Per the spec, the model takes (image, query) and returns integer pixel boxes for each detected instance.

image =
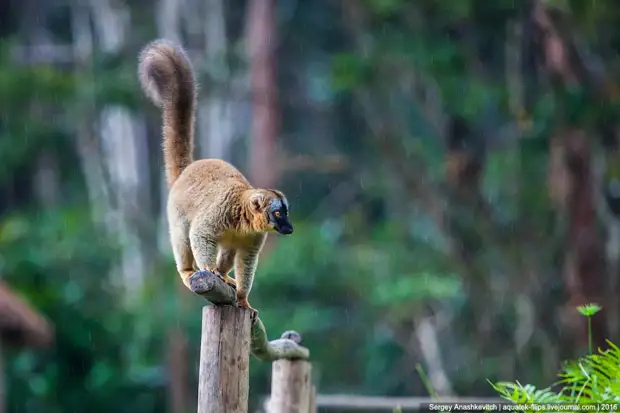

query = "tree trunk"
[563,130,608,350]
[200,0,236,161]
[532,2,610,351]
[89,0,151,297]
[246,0,279,188]
[71,0,116,232]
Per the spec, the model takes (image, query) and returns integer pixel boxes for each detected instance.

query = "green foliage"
[371,271,460,306]
[490,306,620,410]
[491,342,620,408]
[1,209,171,413]
[331,53,373,93]
[363,0,407,18]
[490,381,563,405]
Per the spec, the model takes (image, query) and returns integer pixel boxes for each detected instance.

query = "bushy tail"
[138,39,197,187]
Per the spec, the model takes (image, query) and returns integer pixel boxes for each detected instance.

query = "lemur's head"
[248,189,293,235]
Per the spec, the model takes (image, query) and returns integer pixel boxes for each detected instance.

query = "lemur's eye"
[274,211,281,217]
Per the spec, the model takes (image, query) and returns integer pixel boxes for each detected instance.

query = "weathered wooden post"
[266,332,314,413]
[269,360,312,413]
[308,385,317,413]
[197,306,251,413]
[190,271,310,413]
[190,271,252,413]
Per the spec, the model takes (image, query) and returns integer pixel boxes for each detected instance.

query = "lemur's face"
[267,196,293,235]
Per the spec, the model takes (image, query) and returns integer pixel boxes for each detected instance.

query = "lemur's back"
[169,159,252,221]
[185,159,251,185]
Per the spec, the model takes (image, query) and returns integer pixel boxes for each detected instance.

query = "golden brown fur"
[138,39,293,313]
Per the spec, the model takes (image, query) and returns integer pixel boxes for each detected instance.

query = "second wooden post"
[268,359,313,413]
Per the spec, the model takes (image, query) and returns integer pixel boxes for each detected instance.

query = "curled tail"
[138,39,197,187]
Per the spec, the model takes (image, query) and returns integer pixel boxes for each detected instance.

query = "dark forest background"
[2,0,620,412]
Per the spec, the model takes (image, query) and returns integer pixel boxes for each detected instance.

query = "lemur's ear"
[268,189,285,198]
[248,191,265,212]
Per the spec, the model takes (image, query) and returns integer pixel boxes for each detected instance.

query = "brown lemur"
[138,39,293,314]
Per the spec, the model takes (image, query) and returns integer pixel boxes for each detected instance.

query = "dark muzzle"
[275,223,293,235]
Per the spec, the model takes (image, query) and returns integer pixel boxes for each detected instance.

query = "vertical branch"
[246,0,279,188]
[199,0,236,161]
[563,130,607,348]
[245,0,280,255]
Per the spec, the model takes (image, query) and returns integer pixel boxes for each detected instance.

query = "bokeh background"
[1,0,619,412]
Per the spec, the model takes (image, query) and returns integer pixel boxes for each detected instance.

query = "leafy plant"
[490,304,620,411]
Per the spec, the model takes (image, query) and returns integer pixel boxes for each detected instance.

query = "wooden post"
[190,271,309,412]
[308,385,316,413]
[197,305,251,413]
[268,359,312,413]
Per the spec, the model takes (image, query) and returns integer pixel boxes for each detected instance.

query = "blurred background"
[1,0,619,412]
